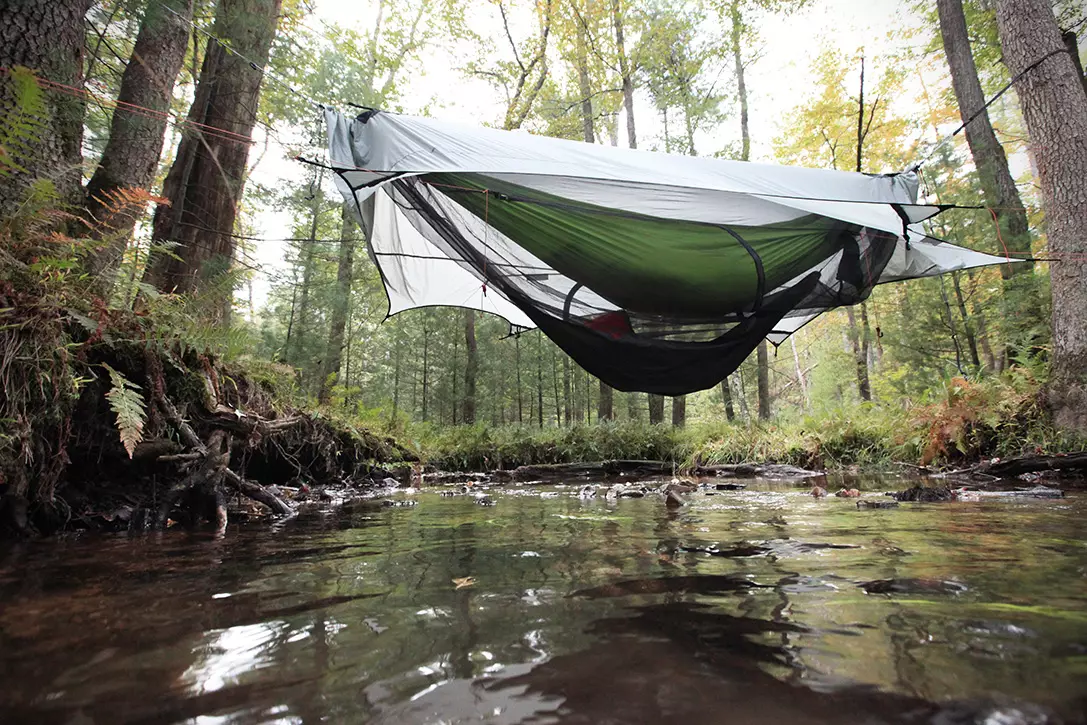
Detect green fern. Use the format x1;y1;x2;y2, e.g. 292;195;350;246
0;66;47;177
102;364;146;458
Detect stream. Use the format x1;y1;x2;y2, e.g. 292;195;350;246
1;478;1085;724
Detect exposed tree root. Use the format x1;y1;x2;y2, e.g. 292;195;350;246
0;322;412;537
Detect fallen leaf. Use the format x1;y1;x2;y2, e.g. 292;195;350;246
452;577;476;589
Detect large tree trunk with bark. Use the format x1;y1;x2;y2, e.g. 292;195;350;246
145;0;282;314
995;0;1087;434
319;205;357;404
937;0;1033;281
720;378;735;421
0;0;92;216
648;393;664;424
85;0;194;287
671;395;686;427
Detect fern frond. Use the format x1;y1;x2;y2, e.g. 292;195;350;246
102;364;146;458
0;66;47;178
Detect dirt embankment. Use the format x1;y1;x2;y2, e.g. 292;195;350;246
0;303;414;538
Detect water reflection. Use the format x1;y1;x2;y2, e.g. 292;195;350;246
0;481;1083;724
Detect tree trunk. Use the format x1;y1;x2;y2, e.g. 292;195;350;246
756;340;770;419
421;315;430;422
85;0;194;287
720;378;735;421
1062;30;1087;98
648;394;664;424
0;0;92;216
995;0;1087;434
290;174;322;372
735;369;750;422
732;1;767;420
729;0;749;161
552;344;562;425
572;16;615;421
671;395;686;427
562;355;571;425
846;307;872;400
937;0;1033;278
612;0;636;148
790;338;809;408
515;332;523;424
575;18;594;145
536;332;544;427
145;0;283;314
951;270;981;369
462;309;477;424
452;329;459;424
392;333;401;426
318;206;357;404
849;56;873;401
860;301;873;384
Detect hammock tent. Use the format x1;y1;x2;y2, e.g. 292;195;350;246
324;109;1010;396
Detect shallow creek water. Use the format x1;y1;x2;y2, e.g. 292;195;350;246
1;478;1085;724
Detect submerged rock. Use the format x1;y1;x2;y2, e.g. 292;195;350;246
605;483;648;500
862;578;967;595
857;500;899;509
893;484;956;502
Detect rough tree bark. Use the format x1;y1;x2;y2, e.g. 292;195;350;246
671;394;686;427
319;206;358;405
995;0;1087;434
937;0;1034;284
648;394;665;424
85;0;194;287
145;0;283;313
721;376;735;421
0;0;93;216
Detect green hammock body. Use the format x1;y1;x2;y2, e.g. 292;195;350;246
425;172;848;318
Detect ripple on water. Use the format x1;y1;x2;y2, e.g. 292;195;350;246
0;481;1084;724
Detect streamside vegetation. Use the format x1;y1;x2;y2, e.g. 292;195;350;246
0;0;1084;536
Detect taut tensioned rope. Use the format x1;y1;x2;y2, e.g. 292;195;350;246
152;0;324;112
910;47;1070;171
